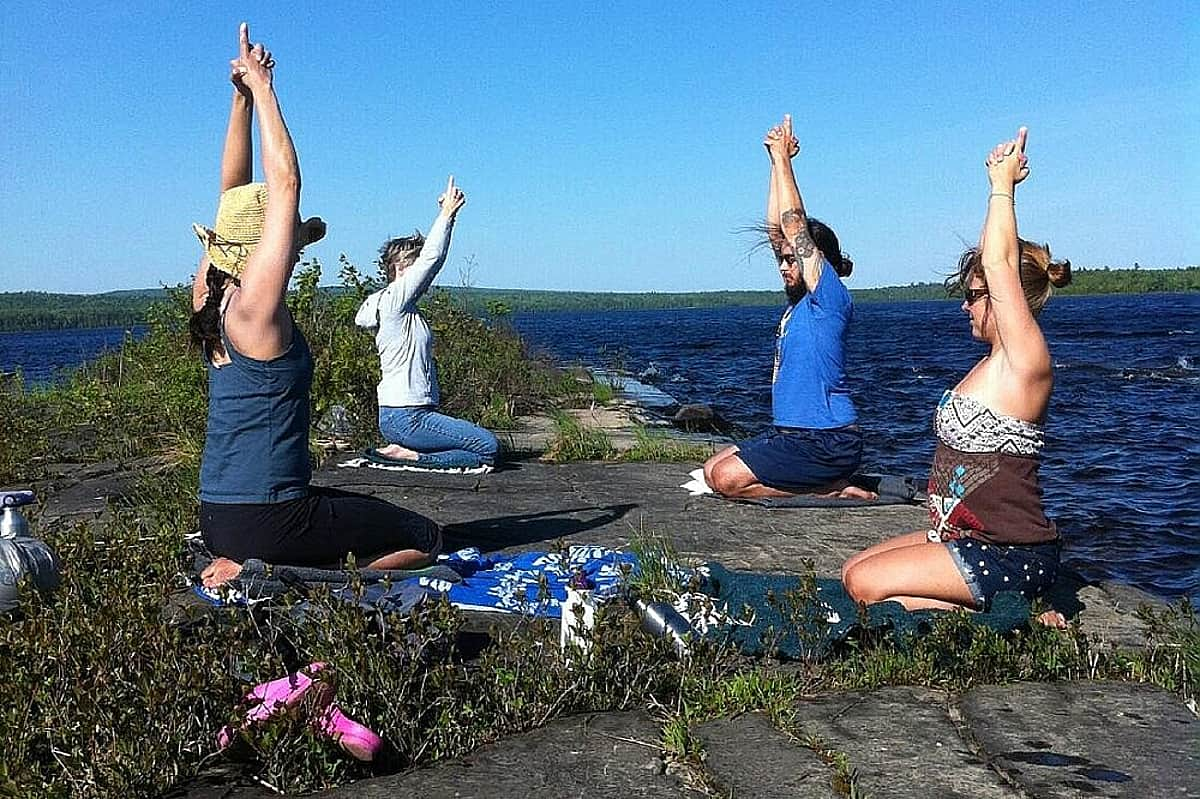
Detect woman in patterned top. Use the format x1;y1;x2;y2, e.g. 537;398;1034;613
840;127;1071;623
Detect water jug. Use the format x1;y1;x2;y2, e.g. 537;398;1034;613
560;571;597;653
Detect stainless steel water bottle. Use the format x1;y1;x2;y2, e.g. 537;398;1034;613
0;490;34;539
634;598;693;657
0;490;60;613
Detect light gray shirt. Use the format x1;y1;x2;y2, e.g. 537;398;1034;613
354;213;454;407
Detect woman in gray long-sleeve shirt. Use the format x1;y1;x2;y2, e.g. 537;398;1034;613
355;176;499;470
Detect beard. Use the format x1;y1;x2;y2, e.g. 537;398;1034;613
785;282;807;305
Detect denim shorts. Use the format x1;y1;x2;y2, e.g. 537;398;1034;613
735;426;863;492
943;536;1061;610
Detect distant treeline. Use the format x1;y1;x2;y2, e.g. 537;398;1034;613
0;289;164;332
2;266;1196;332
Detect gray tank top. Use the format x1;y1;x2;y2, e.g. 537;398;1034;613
199;317;313;504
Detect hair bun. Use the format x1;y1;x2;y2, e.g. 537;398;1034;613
1047;259;1072;288
835;253;854;278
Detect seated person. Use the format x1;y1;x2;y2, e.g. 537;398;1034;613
354;177;499;471
704;115;868;499
192;26;440;588
841;127;1070;626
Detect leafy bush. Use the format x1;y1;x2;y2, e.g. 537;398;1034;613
289;257;575;447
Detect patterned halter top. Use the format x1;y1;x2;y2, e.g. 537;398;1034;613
927;391;1057;546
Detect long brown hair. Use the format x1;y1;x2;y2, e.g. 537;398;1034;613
750;216;854;277
189;265;235;357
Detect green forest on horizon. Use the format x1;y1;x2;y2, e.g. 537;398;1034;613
1;265;1196;332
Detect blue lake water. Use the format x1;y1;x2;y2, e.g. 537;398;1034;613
3;296;1197;601
510;294;1200;602
0;326;148;385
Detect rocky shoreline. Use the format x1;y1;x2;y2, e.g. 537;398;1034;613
12;374;1193;797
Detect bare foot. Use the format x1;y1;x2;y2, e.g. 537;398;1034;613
837;485;878;501
202;556;243;588
377;444;419;461
810;483;878;500
1036;610;1068;629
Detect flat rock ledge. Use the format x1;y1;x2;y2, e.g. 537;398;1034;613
314;456;1158;648
183;681;1196;799
10;402;1188;799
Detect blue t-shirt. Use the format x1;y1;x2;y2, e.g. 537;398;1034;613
771;259;857;429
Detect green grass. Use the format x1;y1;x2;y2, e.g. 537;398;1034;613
619;426;716;463
543;421;715;465
542;411;616;462
591;379;615;404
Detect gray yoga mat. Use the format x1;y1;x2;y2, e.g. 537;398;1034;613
718;474;927;508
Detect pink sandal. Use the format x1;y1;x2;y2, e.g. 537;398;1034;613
216;662;329;750
314;703;383;762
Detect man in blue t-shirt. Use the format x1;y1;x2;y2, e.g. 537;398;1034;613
703;115;869;499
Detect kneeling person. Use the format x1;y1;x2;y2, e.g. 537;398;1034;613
194;27;441;589
704;115;864;499
355;176;499;471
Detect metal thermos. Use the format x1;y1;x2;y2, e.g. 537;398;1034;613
0;490;60;613
634;598;693;657
0;508;29;539
0;490;34;539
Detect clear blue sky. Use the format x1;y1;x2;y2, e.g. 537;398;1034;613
1;1;1196;294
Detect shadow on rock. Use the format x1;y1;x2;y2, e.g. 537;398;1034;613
443;504;637;551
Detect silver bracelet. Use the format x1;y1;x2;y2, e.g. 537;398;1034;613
989;192;1015;203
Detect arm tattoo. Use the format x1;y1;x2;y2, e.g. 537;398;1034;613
781;209;816;259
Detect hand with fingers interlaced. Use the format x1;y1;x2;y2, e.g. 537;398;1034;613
764;115;799;162
229;22;275;97
986;126;1031;189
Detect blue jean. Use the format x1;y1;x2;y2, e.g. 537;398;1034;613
378;406;499;469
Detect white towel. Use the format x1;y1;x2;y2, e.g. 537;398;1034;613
337;457;493;476
680;467;714;496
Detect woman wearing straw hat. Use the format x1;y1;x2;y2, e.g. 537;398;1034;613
191;24;441;588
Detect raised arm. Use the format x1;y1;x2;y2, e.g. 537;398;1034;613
382;176;466;312
219;82;254;192
771;115;823;291
224;23;302;359
193;52;268;313
763;123;796;256
980;127;1051;380
765;129;782;256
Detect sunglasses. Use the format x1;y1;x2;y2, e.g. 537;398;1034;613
964;287;990;305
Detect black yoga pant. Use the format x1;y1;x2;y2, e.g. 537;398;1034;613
200;486;440;567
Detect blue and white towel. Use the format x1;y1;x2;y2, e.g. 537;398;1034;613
191;545;636;619
440;546;636;616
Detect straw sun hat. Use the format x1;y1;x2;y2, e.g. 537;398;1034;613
192;182;326;278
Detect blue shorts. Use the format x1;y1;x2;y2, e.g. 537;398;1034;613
944;537;1061;610
735;426;863;492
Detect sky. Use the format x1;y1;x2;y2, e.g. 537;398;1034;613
1;2;1196;295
